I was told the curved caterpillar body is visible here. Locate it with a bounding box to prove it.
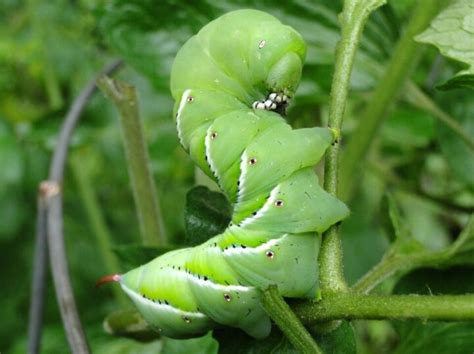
[110,9,349,339]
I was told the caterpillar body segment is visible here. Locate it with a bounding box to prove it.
[170,10,306,104]
[113,9,349,339]
[120,229,319,339]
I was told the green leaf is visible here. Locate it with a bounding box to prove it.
[0,125,24,187]
[434,88,474,187]
[214,323,355,354]
[98,1,213,90]
[392,267,474,354]
[184,186,231,246]
[93,339,163,354]
[0,123,26,239]
[383,200,473,267]
[380,193,412,243]
[342,172,390,284]
[381,193,425,255]
[441,215,474,267]
[415,0,474,90]
[0,189,26,240]
[397,192,451,251]
[162,333,218,354]
[382,107,435,148]
[103,311,218,351]
[393,322,474,354]
[314,321,357,354]
[214,327,298,354]
[438,73,474,90]
[98,0,397,94]
[394,266,474,295]
[104,309,159,342]
[112,244,179,270]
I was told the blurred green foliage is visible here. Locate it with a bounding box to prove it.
[1,0,472,353]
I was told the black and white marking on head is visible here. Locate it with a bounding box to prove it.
[252,92,289,114]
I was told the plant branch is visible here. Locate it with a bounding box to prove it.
[29,59,123,354]
[339,0,442,202]
[97,77,166,246]
[320,0,386,294]
[262,286,322,354]
[293,293,474,323]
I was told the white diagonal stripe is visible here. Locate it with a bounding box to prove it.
[176,89,192,146]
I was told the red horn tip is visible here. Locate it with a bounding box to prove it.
[96,274,121,288]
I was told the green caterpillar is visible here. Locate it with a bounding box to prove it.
[102,9,349,339]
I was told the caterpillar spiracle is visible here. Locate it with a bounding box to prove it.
[101,9,349,339]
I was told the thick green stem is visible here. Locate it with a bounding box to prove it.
[320,0,385,294]
[293,293,474,323]
[69,153,127,306]
[262,286,322,354]
[98,77,166,246]
[339,0,442,201]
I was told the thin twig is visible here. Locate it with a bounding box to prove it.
[28,59,122,354]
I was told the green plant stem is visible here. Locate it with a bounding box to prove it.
[69,153,127,306]
[262,286,322,354]
[339,0,442,202]
[293,293,474,323]
[320,0,385,294]
[98,77,166,246]
[405,82,474,150]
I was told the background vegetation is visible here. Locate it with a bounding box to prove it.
[1,0,472,353]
